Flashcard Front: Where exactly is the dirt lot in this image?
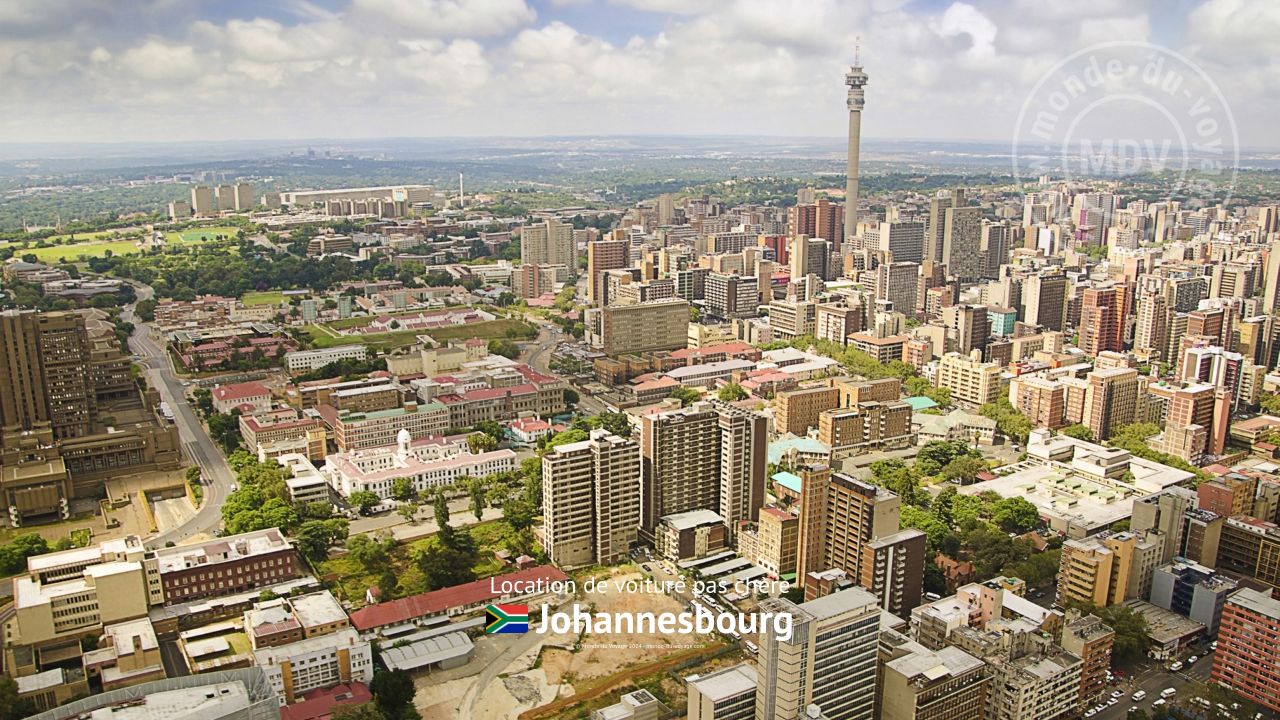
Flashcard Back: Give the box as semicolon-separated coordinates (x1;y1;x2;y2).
412;566;720;719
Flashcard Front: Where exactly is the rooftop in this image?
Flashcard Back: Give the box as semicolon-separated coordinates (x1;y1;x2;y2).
800;585;879;621
348;565;568;631
887;644;984;682
154;528;292;574
659;508;725;531
1122;599;1206;643
685;663;757;701
1226;587;1280;620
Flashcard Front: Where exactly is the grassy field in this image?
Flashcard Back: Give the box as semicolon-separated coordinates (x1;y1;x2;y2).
307;318;530;351
241;290;285;306
20;240;144;262
163;226;240;243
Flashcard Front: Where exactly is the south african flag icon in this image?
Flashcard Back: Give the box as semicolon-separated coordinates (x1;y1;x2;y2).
486;604;529;634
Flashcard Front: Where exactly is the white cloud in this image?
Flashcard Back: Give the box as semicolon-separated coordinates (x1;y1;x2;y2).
119;39;201;82
931;2;997;59
351;0;537;37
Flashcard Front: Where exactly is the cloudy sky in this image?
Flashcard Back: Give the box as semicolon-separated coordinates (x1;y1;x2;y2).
0;0;1275;146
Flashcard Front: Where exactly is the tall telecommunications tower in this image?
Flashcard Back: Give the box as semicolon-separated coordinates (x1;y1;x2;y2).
844;47;868;248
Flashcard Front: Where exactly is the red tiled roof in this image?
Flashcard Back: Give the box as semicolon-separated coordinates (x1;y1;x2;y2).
213;381;271;402
349;565;568;631
456;383;536;402
279;683;373;720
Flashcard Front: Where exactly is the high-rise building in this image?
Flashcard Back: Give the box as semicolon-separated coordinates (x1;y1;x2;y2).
1211;588;1280;714
941;304;990;358
1022;270;1067;332
190;185;214;216
844;61;868;250
817;401;913;455
0;310;97;440
1010;376;1066;429
1149;560;1238;636
874;262;920;316
521;219;576;269
705;273;760;320
773;386;839;436
942;206;983;281
873;220;925;264
233;182;254;211
755;587;880;720
981;221;1011;278
1056;532;1157;607
639;401;766;538
926;190;964;266
596;298;690;356
789;199;844;246
1079;285;1123;357
1082;367;1138;441
795;467;905;604
542;429;641;569
867;528;927;617
587;238;630;306
214;184;236;211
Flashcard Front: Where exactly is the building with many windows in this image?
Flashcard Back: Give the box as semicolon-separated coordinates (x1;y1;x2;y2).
1211;588;1280;713
542;429;641;569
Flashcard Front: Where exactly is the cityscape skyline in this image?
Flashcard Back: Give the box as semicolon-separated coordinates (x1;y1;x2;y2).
2;0;1276;148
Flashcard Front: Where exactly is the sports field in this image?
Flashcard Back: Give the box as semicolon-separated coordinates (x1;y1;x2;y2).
162;226;240;243
241;290;285;306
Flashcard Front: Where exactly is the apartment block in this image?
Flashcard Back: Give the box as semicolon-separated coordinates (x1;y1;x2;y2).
1218;516;1280;588
1211;588;1280;713
773;386;838;436
879;643;987;720
1056;532;1157;607
1011;376;1066;429
542;429;641;569
686;663;757;720
1060;613;1115;711
755;587;880;720
520;218;576;268
818;400;913;454
587;238;630;306
935;351;1002;408
1083;367;1138;441
866;529;927;617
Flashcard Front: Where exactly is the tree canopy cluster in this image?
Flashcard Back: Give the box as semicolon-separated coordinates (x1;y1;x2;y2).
221;452;348;560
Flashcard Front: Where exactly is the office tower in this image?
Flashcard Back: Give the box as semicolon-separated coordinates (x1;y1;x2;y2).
880;644;988;720
520;218;576;268
1149;560;1237;635
942;206;983;281
872;220;925;264
687;663;757;720
1211;262;1257;300
214;184;236;211
844;60;868;250
657;193;676;225
233;182;254;211
981;221;1011;278
705;273;760;320
789;199;844;246
1265;242;1280;314
190;185;214;216
941;304;990;357
596;298;690;356
766;299;816;340
1022;270;1067;332
925;190;964;265
1212;588;1280;714
874;262;920;316
756;587;880;720
1060;614;1116;712
788;234;810;282
587;238;630;306
167;200;191;220
1082;367;1138;441
1078;285;1123;357
1154;383;1214;464
542;429;640;569
0;310;97;440
1188;307;1230;350
717;404;769;542
639;401;766;537
798;470;902;598
935;351;1002;408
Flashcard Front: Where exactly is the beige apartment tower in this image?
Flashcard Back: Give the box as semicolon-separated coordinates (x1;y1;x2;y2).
542;429;640;569
521;218;576;268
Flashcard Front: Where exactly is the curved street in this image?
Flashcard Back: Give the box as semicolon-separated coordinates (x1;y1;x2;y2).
122;283;233;547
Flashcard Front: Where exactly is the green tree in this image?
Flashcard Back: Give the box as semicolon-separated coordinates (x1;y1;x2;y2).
0;533;51;575
294;520;341;562
347;533;393;570
717;383;748;402
979;397;1033;444
487;338;520;359
993;497;1041;533
0;676;36;720
915;440;965;476
467;432;498;454
545;428;588;450
413;533;478;590
474;420;504;441
940;456;987;485
191;387;214;416
370;669;417;720
349;490;381;514
1260;392;1280;414
397;502;419;524
901;505;953;553
185;465;203;484
469;480;487;521
503;498;537;531
668;386;701;407
391;477;417;502
1061;423;1095;441
432;490;450;528
590;411;632;438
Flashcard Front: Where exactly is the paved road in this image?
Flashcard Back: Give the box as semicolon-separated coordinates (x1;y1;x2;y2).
522;322;610;416
122;283;234;547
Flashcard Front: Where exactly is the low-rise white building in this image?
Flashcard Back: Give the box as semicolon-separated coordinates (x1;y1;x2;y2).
253;627;372;705
323;429;516;499
284;345;369;373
